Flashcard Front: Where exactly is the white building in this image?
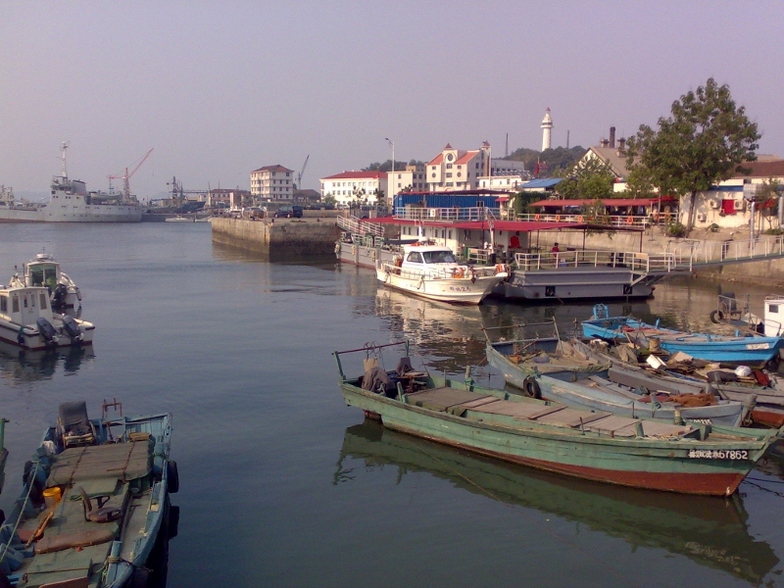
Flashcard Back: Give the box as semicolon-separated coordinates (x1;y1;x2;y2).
426;143;491;191
320;170;388;208
250;165;294;201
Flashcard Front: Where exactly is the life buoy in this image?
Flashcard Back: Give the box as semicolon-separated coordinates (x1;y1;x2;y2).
534;214;541;221
495;264;504;274
710;310;725;324
555;215;561;222
577;215;584;223
523;376;541;399
453;268;465;279
626;216;633;225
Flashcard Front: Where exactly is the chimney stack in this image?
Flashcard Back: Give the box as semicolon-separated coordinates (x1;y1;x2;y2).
600;138;609;148
617;137;626;152
609;127;616;149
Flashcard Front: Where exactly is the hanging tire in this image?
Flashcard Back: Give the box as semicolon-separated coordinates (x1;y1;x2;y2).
168;505;180;539
710;310;724;324
523;376;541;399
166;461;179;494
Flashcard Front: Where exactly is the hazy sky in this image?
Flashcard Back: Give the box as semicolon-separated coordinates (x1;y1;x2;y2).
2;1;783;200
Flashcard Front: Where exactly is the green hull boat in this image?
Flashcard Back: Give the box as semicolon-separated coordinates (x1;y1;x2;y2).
0;400;178;587
335;342;783;496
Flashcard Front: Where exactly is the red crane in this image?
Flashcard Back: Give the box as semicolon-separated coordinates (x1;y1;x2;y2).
108;148;154;199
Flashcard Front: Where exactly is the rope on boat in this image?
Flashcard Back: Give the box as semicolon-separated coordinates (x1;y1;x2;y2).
0;459;41;565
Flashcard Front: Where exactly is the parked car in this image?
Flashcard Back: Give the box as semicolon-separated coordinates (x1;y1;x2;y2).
274;206;303;218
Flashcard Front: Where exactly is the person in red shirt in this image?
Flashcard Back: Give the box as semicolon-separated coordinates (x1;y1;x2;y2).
551;242;560;253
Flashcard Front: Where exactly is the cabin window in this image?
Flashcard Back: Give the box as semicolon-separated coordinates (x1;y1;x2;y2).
23;295;28;308
406;252;424;264
0;295;6;313
40;292;48;308
771;304;779;314
12;295;19;313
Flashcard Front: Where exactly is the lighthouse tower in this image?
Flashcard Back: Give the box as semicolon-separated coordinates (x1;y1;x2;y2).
541;108;553;151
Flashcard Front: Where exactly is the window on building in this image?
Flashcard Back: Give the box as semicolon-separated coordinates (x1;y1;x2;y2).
446;163;453;169
446;173;452;178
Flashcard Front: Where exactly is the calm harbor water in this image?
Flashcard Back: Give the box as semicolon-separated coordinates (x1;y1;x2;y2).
2;223;784;587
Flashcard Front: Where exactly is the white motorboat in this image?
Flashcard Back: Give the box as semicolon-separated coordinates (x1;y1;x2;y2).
9;252;82;310
376;242;507;304
0;283;94;350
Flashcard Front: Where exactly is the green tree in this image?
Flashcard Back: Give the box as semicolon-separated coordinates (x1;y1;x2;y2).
625;78;760;232
555;157;614;200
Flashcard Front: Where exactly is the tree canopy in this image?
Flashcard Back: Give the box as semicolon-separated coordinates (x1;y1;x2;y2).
505;146;584;175
625;78;760;232
553;157;615;200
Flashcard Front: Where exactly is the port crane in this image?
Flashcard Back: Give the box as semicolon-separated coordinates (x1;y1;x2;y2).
108;148;154;199
297;155;309;190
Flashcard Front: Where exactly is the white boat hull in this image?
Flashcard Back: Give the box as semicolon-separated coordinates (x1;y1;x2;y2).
0;317;95;350
376;266;502;304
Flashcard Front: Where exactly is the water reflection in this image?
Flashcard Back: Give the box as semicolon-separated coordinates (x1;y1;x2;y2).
0;341;94;382
335;420;779;584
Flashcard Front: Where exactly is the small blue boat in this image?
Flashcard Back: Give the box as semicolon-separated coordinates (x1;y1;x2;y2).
581;304;784;367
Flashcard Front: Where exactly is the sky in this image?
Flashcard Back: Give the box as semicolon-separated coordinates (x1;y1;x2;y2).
2;1;783;201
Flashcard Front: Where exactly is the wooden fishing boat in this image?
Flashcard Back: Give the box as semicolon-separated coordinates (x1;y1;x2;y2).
0;400;178;587
484;329;747;427
0;284;94;350
334;341;782;496
581;304;784;367
376;242;507;304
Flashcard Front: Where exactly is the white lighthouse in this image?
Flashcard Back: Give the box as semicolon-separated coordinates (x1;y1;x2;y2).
541;107;553;151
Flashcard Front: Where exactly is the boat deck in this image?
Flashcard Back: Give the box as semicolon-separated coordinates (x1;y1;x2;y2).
405;387;694;439
14;437;154;587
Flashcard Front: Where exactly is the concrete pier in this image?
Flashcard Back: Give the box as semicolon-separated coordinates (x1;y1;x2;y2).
211;217;341;260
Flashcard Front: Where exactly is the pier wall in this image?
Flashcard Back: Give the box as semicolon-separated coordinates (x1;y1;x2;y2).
211;218;340;260
534;228;784;286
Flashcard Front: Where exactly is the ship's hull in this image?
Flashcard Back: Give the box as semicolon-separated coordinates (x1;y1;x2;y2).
0;204;142;223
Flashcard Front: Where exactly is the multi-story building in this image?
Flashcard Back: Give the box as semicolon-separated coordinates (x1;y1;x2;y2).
320;170;388;208
207;188;251;210
250;165;294;201
388;164;427;198
426;143;491;192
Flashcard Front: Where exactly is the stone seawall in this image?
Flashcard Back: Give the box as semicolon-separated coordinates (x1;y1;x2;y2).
211;217;341;260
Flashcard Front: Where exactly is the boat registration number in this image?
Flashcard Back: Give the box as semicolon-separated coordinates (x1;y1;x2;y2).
745;342;770;350
448;286;470;292
688;449;749;460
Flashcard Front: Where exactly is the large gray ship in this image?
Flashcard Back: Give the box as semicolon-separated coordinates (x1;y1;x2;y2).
0;144;142;223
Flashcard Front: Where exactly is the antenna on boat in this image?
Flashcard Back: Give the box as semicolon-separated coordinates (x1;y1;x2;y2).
59;142;69;179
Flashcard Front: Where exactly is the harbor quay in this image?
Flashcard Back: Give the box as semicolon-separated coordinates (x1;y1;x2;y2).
211;215;341;260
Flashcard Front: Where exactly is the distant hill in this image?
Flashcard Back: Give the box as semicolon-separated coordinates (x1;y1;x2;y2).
503;146;585;175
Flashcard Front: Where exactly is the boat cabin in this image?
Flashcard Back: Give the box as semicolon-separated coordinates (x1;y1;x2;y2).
0;285;55;326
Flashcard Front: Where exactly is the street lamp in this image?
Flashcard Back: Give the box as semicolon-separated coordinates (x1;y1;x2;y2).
385;137;395;210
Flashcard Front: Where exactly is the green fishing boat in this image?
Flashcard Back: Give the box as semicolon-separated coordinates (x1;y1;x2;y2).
334;341;784;496
0;400;178;587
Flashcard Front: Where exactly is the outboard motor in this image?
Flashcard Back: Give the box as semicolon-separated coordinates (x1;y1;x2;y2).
51;283;68;309
61;315;83;343
35;317;58;346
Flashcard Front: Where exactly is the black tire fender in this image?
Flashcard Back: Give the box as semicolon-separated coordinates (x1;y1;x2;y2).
710;310;724;324
523;376;541;399
167;460;179;494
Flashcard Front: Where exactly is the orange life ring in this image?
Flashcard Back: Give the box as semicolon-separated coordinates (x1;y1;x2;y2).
534;214;540;221
555;214;561;222
453;268;465;279
626;216;633;225
577;215;584;223
495;264;504;274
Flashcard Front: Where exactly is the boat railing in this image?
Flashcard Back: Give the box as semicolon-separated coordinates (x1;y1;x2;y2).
395;207;501;222
383;264;496;281
665;235;784;269
513;212;650;229
512;250;677;273
336;214;385;237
